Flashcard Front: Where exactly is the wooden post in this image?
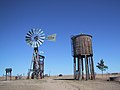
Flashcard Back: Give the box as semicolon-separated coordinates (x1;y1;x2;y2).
27;69;30;79
78;56;81;80
85;55;87;80
10;71;11;80
89;57;92;80
6;71;7;80
74;57;76;79
91;56;95;79
88;57;90;79
43;57;44;78
77;56;80;80
85;55;89;80
81;58;84;80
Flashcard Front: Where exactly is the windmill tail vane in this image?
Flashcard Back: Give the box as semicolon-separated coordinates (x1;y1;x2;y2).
46;34;56;42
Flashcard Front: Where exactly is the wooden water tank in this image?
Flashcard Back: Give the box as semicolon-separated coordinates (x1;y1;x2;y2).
71;34;93;56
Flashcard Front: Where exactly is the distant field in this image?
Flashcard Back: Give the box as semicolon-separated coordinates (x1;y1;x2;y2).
0;73;120;81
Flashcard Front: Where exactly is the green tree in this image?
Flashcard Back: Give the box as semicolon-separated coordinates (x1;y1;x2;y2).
96;59;108;77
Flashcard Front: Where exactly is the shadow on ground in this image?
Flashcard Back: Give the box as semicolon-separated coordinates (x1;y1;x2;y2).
53;78;75;81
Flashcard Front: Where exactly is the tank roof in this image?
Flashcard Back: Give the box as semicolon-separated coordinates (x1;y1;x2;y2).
71;33;92;39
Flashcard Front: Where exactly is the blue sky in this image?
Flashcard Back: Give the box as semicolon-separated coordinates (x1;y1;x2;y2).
0;0;120;76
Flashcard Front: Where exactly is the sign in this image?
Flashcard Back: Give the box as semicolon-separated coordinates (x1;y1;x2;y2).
46;34;56;41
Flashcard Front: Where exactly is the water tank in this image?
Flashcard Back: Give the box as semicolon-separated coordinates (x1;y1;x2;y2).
71;34;93;56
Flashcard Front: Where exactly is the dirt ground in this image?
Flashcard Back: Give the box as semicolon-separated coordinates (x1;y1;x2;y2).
0;75;120;90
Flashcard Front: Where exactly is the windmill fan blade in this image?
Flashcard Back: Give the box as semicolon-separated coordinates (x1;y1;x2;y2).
29;41;33;45
25;37;31;40
39;30;44;35
36;42;40;47
28;31;33;36
46;34;56;41
40;35;45;37
25;36;31;39
35;29;38;34
38;39;43;45
37;29;42;34
39;38;45;41
33;42;37;47
26;39;29;41
33;29;35;34
39;36;45;40
35;29;39;34
37;40;41;46
31;29;34;35
27;33;31;37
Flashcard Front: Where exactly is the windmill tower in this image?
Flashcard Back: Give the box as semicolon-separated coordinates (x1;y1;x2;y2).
25;28;56;79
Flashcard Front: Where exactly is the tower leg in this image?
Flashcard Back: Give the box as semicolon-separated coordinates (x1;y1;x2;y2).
91;56;95;79
88;57;90;79
6;71;7;80
27;69;30;79
78;56;81;80
81;58;84;80
43;57;45;78
85;55;89;80
89;57;92;80
10;71;12;80
74;57;76;80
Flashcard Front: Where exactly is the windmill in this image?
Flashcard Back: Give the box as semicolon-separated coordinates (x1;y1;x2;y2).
25;28;56;79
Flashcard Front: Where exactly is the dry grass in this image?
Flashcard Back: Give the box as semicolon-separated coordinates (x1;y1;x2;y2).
0;74;120;90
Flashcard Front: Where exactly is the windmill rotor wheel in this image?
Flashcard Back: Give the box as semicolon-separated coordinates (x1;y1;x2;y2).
25;28;45;48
